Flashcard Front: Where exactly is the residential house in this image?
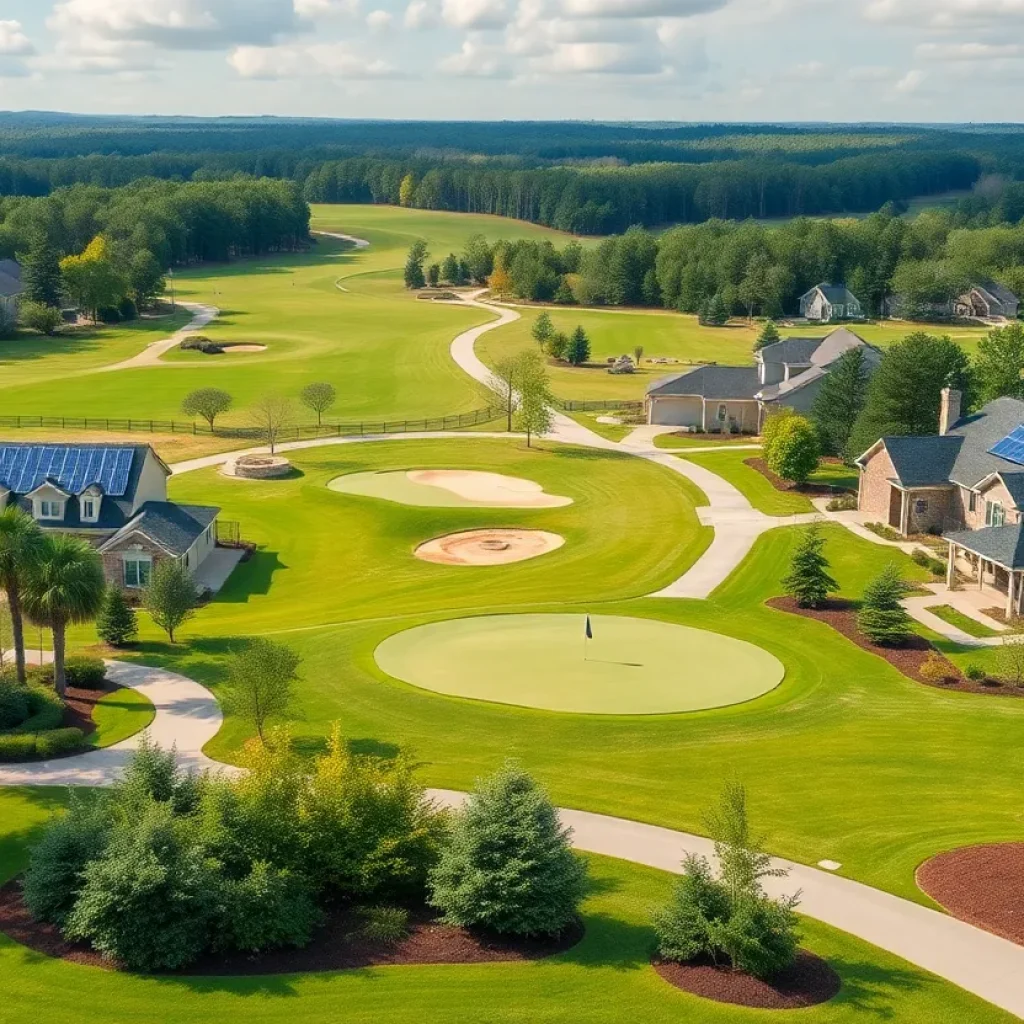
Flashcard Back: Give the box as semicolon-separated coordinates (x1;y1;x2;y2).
954;281;1020;321
856;389;1024;616
645;327;879;430
0;259;22;326
798;283;864;323
0;443;226;593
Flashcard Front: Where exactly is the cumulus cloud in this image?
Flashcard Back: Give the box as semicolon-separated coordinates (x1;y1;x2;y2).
367;8;393;30
865;0;1024;27
442;0;511;29
294;0;360;15
539;41;665;74
0;21;33;56
895;68;925;91
438;37;512;75
559;0;726;15
917;41;1024;60
404;0;440;28
228;41;399;78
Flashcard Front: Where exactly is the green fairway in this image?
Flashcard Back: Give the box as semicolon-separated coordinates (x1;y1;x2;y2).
374;613;784;714
327;468;573;508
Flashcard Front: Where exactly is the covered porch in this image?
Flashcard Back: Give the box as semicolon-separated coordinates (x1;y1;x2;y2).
944;525;1024;619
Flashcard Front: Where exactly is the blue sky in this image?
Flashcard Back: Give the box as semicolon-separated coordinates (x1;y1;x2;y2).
0;0;1022;121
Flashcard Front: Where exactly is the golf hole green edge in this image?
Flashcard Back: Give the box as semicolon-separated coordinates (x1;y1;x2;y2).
373;613;786;716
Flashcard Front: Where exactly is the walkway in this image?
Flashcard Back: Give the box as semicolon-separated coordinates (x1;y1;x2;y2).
97;302;220;372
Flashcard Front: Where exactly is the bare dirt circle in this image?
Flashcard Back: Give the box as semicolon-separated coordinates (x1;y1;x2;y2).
415;529;564;566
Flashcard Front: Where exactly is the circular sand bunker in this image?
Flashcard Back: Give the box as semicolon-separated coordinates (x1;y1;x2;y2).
374;614;785;715
328;469;572;509
415;529;564;566
222;344;267;354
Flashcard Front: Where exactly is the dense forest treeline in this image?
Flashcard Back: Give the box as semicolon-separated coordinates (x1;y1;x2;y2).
415;208;1024;320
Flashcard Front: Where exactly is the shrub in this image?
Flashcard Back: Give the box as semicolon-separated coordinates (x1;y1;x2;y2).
64;656;106;690
765;415;820;484
548;331;569;361
995;635;1024;688
919;652;952;685
760;408;794;464
216;861;320;954
96;306;122;323
0;733;36;761
911;550;946;577
0;675;30;729
179;335;224;354
117;296;138;321
654;853;731;963
826;495;858;512
22;792;113;926
863;522;904;542
429;762;587;937
965;663;987;682
857;563;912;646
96;587;138;647
116;733;202;814
35;727;86;758
19;300;64;336
13;686;66;734
360;905;409;945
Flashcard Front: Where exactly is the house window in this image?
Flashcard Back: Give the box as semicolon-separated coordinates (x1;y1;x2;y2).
38;500;63;519
82;499;96;520
716;404;728;422
123;556;152;589
834;305;844;317
914;498;928;515
986;501;1006;528
968;491;977;513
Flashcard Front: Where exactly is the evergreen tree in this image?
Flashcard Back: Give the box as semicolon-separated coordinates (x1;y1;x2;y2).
441;252;461;284
754;319;781;351
567;325;591;366
857;563;912;646
811;348;869;459
531;312;554;348
429;763;587;936
781;525;838;609
403;240;428;290
974;323;1024;405
426;263;440;288
21;236;64;308
702;293;729;327
553;279;577;305
96;587;138;647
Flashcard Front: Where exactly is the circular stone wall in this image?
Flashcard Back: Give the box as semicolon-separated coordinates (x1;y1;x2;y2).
233;455;292;479
374;614;785;715
415;529;564;566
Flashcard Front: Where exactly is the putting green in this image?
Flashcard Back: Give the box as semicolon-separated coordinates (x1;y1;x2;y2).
374;614;785;715
327;469;572;508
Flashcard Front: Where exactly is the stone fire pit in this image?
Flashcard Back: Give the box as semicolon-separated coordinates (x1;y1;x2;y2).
232;454;292;479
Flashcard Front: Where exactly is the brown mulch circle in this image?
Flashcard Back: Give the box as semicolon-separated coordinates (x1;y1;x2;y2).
917;844;1024;945
654;951;841;1010
0;881;582;976
746;457;853;496
61;681;122;738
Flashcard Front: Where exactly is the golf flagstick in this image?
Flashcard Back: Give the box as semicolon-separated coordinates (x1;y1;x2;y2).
584;614;593;661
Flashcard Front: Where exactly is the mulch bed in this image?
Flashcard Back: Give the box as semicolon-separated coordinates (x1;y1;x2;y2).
654;951;841;1010
917;844;1024;945
746;457;852;496
61;681;122;738
0;881;582;976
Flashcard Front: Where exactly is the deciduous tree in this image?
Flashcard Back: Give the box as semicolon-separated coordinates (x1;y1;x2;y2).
765;414;820;484
974;323;1024;405
143;560;197;644
249;394;295;454
516;351;553;448
300;382;337;427
182;388;233;430
222;638;301;745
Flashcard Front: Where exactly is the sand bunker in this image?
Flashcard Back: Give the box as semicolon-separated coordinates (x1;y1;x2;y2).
222;344;267;353
407;470;572;508
328;469;572;509
416;529;564;566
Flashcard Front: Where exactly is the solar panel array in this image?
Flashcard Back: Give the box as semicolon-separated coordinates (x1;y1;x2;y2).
990;426;1024;467
0;446;135;497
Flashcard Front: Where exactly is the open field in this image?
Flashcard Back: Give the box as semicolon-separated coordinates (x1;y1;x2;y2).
0;803;1008;1024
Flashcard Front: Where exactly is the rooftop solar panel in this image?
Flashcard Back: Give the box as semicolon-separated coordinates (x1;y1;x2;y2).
990;426;1024;467
0;445;136;496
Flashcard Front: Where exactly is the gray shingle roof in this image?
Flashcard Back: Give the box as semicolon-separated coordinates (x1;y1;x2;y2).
945;524;1024;569
975;280;1019;308
646;365;761;400
948;397;1024;488
0;271;22;299
759;337;822;365
882;435;963;487
108;502;219;556
998;473;1024;507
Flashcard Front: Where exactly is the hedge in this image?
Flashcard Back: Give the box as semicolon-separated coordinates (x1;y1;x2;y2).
0;727;86;762
28;657;107;691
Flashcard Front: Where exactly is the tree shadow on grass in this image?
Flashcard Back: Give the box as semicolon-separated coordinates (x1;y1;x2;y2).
0;791;69;882
551;911;654;973
291;734;402;761
827;956;927;1019
212;550;286;603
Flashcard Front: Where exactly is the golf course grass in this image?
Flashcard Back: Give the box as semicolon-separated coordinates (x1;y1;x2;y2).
327;468;573;508
374;613;785;714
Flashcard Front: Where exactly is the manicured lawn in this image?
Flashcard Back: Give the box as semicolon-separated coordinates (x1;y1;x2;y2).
679;450;816;515
0;795;1009;1024
654;432;761;450
87;686;156;749
810;461;859;493
565;411;636;443
926;605;999;639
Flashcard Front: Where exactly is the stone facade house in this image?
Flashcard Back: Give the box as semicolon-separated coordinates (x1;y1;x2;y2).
954;281;1020;321
856;390;1024;615
798;283;863;323
645;327;878;430
0;443;222;592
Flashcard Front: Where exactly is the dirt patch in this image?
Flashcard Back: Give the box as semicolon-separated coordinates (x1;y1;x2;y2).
654;951;841;1010
407;470;572;508
0;882;582;975
917;844;1024;945
746;458;853;496
415;529;564;566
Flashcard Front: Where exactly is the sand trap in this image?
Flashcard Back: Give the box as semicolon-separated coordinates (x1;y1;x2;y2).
416;529;564;566
222;344;267;353
328;469;573;509
407;470;572;508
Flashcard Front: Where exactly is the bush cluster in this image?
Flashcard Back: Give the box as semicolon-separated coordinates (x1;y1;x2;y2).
179;335;224;354
24;657;106;690
911;549;947;577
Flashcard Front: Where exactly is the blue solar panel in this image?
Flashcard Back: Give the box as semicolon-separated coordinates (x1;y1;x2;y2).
0;445;136;496
990;426;1024;467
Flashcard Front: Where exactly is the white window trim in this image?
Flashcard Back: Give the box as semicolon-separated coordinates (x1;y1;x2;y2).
123;555;153;589
81;498;98;522
36;499;64;520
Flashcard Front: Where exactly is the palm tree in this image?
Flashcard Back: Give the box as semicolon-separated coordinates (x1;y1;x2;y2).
22;534;105;697
0;506;43;684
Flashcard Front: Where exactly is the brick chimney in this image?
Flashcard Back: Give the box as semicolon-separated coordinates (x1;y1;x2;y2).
940;387;962;436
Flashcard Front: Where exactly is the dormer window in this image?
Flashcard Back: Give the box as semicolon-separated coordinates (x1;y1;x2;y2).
82;498;97;521
38;499;64;520
79;488;102;523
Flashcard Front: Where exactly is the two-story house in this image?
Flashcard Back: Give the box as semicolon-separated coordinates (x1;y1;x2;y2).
798;283;864;323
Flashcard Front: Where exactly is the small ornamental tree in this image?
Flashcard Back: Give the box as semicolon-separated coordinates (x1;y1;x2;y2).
489;353;526;433
19;300;64;336
429;763;588;937
143;560;197;644
182;388;232;430
765;414;820;485
781;524;838;609
755;319;781;351
857;563;912;646
96;586;138;647
300;381;337;427
531;312;554;348
222;638;301;745
516;351;554;448
634;344;644;367
760;407;794;461
567;325;591;366
548;331;569;361
249;394;295;454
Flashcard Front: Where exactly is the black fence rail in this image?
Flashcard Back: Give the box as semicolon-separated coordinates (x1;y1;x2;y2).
555;400;645;412
0;406;502;439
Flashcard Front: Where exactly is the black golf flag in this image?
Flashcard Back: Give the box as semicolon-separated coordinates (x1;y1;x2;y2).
585;615;593;640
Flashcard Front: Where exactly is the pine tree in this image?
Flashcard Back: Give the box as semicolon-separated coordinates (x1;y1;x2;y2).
811;348;869;459
441;252;461;284
96;587;138;647
553;279;576;305
21;236;64;308
781;525;838;609
426;263;440;288
754;319;781;351
567;325;590;366
703;293;729;327
403;240;428;290
857;563;912;646
429;763;587;936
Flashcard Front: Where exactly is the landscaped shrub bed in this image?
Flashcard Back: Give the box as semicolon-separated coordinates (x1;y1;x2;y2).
179;335;224;354
27;657;107;690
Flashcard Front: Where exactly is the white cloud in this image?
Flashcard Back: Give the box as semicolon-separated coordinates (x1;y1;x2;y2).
366;8;393;30
865;0;1024;27
438;37;511;75
845;64;892;81
559;0;726;15
229;42;400;78
404;0;440;27
917;41;1024;60
442;0;511;30
539;41;664;74
294;0;360;15
786;60;824;78
0;21;33;56
895;68;925;91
